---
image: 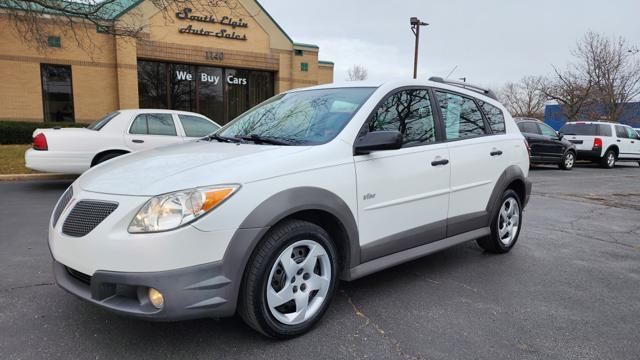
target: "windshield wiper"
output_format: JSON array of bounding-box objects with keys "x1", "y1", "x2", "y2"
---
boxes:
[
  {"x1": 207, "y1": 134, "x2": 238, "y2": 143},
  {"x1": 240, "y1": 134, "x2": 292, "y2": 146}
]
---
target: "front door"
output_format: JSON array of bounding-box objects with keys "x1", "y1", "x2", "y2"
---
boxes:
[
  {"x1": 125, "y1": 113, "x2": 184, "y2": 151},
  {"x1": 355, "y1": 88, "x2": 450, "y2": 262},
  {"x1": 536, "y1": 122, "x2": 565, "y2": 161}
]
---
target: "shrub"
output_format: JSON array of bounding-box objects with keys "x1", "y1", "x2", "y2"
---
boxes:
[{"x1": 0, "y1": 121, "x2": 86, "y2": 145}]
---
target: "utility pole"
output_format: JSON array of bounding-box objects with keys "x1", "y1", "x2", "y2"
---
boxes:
[{"x1": 410, "y1": 17, "x2": 429, "y2": 79}]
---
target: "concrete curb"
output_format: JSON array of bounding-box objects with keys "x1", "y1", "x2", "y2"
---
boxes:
[{"x1": 0, "y1": 173, "x2": 77, "y2": 182}]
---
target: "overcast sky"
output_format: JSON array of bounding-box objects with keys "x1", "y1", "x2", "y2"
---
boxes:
[{"x1": 259, "y1": 0, "x2": 640, "y2": 89}]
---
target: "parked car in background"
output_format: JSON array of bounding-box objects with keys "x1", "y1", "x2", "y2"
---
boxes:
[
  {"x1": 559, "y1": 121, "x2": 640, "y2": 168},
  {"x1": 25, "y1": 110, "x2": 221, "y2": 174},
  {"x1": 49, "y1": 79, "x2": 531, "y2": 338},
  {"x1": 515, "y1": 118, "x2": 577, "y2": 170},
  {"x1": 635, "y1": 128, "x2": 640, "y2": 137}
]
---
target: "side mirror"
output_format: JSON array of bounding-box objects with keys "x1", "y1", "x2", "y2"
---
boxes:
[
  {"x1": 557, "y1": 132, "x2": 564, "y2": 140},
  {"x1": 354, "y1": 131, "x2": 402, "y2": 155}
]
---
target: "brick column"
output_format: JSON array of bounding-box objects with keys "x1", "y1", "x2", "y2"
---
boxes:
[{"x1": 115, "y1": 37, "x2": 139, "y2": 109}]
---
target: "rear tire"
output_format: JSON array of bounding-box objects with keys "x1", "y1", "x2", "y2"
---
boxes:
[
  {"x1": 559, "y1": 151, "x2": 575, "y2": 170},
  {"x1": 477, "y1": 189, "x2": 523, "y2": 254},
  {"x1": 600, "y1": 150, "x2": 616, "y2": 169},
  {"x1": 238, "y1": 219, "x2": 338, "y2": 339}
]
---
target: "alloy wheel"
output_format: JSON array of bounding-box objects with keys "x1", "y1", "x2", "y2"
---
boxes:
[
  {"x1": 497, "y1": 197, "x2": 520, "y2": 246},
  {"x1": 565, "y1": 153, "x2": 575, "y2": 169},
  {"x1": 266, "y1": 240, "x2": 332, "y2": 326},
  {"x1": 607, "y1": 152, "x2": 615, "y2": 167}
]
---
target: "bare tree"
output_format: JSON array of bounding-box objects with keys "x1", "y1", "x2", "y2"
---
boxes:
[
  {"x1": 346, "y1": 64, "x2": 368, "y2": 81},
  {"x1": 540, "y1": 67, "x2": 595, "y2": 121},
  {"x1": 1, "y1": 0, "x2": 258, "y2": 53},
  {"x1": 573, "y1": 31, "x2": 640, "y2": 121},
  {"x1": 498, "y1": 76, "x2": 547, "y2": 119}
]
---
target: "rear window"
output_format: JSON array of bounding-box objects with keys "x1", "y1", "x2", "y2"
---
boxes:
[
  {"x1": 560, "y1": 123, "x2": 611, "y2": 136},
  {"x1": 478, "y1": 101, "x2": 505, "y2": 134},
  {"x1": 87, "y1": 112, "x2": 119, "y2": 131}
]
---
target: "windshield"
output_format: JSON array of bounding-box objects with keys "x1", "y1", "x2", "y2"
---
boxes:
[
  {"x1": 87, "y1": 112, "x2": 119, "y2": 130},
  {"x1": 218, "y1": 88, "x2": 376, "y2": 145}
]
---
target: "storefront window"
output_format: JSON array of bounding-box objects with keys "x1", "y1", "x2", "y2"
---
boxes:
[
  {"x1": 138, "y1": 61, "x2": 168, "y2": 109},
  {"x1": 248, "y1": 71, "x2": 274, "y2": 108},
  {"x1": 198, "y1": 66, "x2": 224, "y2": 124},
  {"x1": 169, "y1": 64, "x2": 196, "y2": 112},
  {"x1": 226, "y1": 68, "x2": 250, "y2": 121},
  {"x1": 41, "y1": 64, "x2": 74, "y2": 122},
  {"x1": 137, "y1": 60, "x2": 274, "y2": 125}
]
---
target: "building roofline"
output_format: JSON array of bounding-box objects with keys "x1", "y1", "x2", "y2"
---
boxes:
[
  {"x1": 293, "y1": 42, "x2": 320, "y2": 49},
  {"x1": 319, "y1": 60, "x2": 334, "y2": 66},
  {"x1": 254, "y1": 0, "x2": 294, "y2": 44},
  {"x1": 112, "y1": 0, "x2": 144, "y2": 19}
]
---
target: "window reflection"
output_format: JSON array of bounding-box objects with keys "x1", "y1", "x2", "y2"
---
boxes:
[
  {"x1": 41, "y1": 64, "x2": 75, "y2": 122},
  {"x1": 137, "y1": 60, "x2": 274, "y2": 125},
  {"x1": 436, "y1": 91, "x2": 486, "y2": 139},
  {"x1": 369, "y1": 89, "x2": 436, "y2": 146}
]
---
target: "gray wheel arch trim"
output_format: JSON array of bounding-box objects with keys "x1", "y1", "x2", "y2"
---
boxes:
[
  {"x1": 226, "y1": 186, "x2": 360, "y2": 285},
  {"x1": 486, "y1": 165, "x2": 531, "y2": 216}
]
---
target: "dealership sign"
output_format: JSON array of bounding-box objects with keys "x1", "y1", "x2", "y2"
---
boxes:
[
  {"x1": 176, "y1": 70, "x2": 247, "y2": 86},
  {"x1": 176, "y1": 8, "x2": 248, "y2": 41}
]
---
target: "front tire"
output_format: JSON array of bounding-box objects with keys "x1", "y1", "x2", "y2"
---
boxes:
[
  {"x1": 559, "y1": 151, "x2": 576, "y2": 170},
  {"x1": 238, "y1": 219, "x2": 338, "y2": 339},
  {"x1": 600, "y1": 150, "x2": 616, "y2": 169},
  {"x1": 477, "y1": 189, "x2": 523, "y2": 254}
]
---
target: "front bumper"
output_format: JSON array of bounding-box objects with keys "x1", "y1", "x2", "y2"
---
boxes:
[{"x1": 54, "y1": 260, "x2": 236, "y2": 320}]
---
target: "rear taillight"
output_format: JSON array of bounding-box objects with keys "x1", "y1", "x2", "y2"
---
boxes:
[
  {"x1": 524, "y1": 139, "x2": 531, "y2": 156},
  {"x1": 33, "y1": 133, "x2": 48, "y2": 151},
  {"x1": 593, "y1": 137, "x2": 603, "y2": 149}
]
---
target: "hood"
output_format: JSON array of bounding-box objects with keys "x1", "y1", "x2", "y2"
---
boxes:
[{"x1": 78, "y1": 140, "x2": 311, "y2": 196}]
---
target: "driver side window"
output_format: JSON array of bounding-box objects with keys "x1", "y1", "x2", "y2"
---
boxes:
[
  {"x1": 625, "y1": 127, "x2": 639, "y2": 140},
  {"x1": 368, "y1": 89, "x2": 436, "y2": 146},
  {"x1": 538, "y1": 123, "x2": 558, "y2": 138}
]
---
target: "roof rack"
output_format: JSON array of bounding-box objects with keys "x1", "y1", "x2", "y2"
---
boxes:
[{"x1": 429, "y1": 76, "x2": 498, "y2": 101}]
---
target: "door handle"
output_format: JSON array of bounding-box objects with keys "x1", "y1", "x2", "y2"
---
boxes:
[
  {"x1": 617, "y1": 139, "x2": 621, "y2": 142},
  {"x1": 431, "y1": 159, "x2": 449, "y2": 166},
  {"x1": 490, "y1": 150, "x2": 503, "y2": 156},
  {"x1": 132, "y1": 139, "x2": 144, "y2": 144}
]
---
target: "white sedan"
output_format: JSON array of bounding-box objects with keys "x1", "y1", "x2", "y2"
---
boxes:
[{"x1": 25, "y1": 109, "x2": 221, "y2": 174}]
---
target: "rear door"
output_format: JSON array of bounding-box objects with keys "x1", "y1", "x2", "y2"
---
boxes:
[
  {"x1": 434, "y1": 90, "x2": 502, "y2": 236},
  {"x1": 354, "y1": 88, "x2": 450, "y2": 262},
  {"x1": 517, "y1": 121, "x2": 545, "y2": 161},
  {"x1": 124, "y1": 113, "x2": 183, "y2": 151}
]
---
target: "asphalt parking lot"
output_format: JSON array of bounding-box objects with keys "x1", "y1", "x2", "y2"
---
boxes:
[{"x1": 1, "y1": 163, "x2": 639, "y2": 360}]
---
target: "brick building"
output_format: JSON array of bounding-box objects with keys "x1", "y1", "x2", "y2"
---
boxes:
[{"x1": 0, "y1": 0, "x2": 334, "y2": 124}]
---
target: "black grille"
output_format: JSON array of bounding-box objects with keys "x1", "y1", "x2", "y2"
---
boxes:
[
  {"x1": 62, "y1": 200, "x2": 118, "y2": 237},
  {"x1": 66, "y1": 266, "x2": 91, "y2": 285},
  {"x1": 53, "y1": 187, "x2": 73, "y2": 227}
]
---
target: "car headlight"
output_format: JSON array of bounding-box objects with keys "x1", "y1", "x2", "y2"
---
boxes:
[{"x1": 128, "y1": 185, "x2": 239, "y2": 233}]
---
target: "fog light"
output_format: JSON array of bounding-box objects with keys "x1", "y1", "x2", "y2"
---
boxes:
[{"x1": 148, "y1": 288, "x2": 164, "y2": 309}]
